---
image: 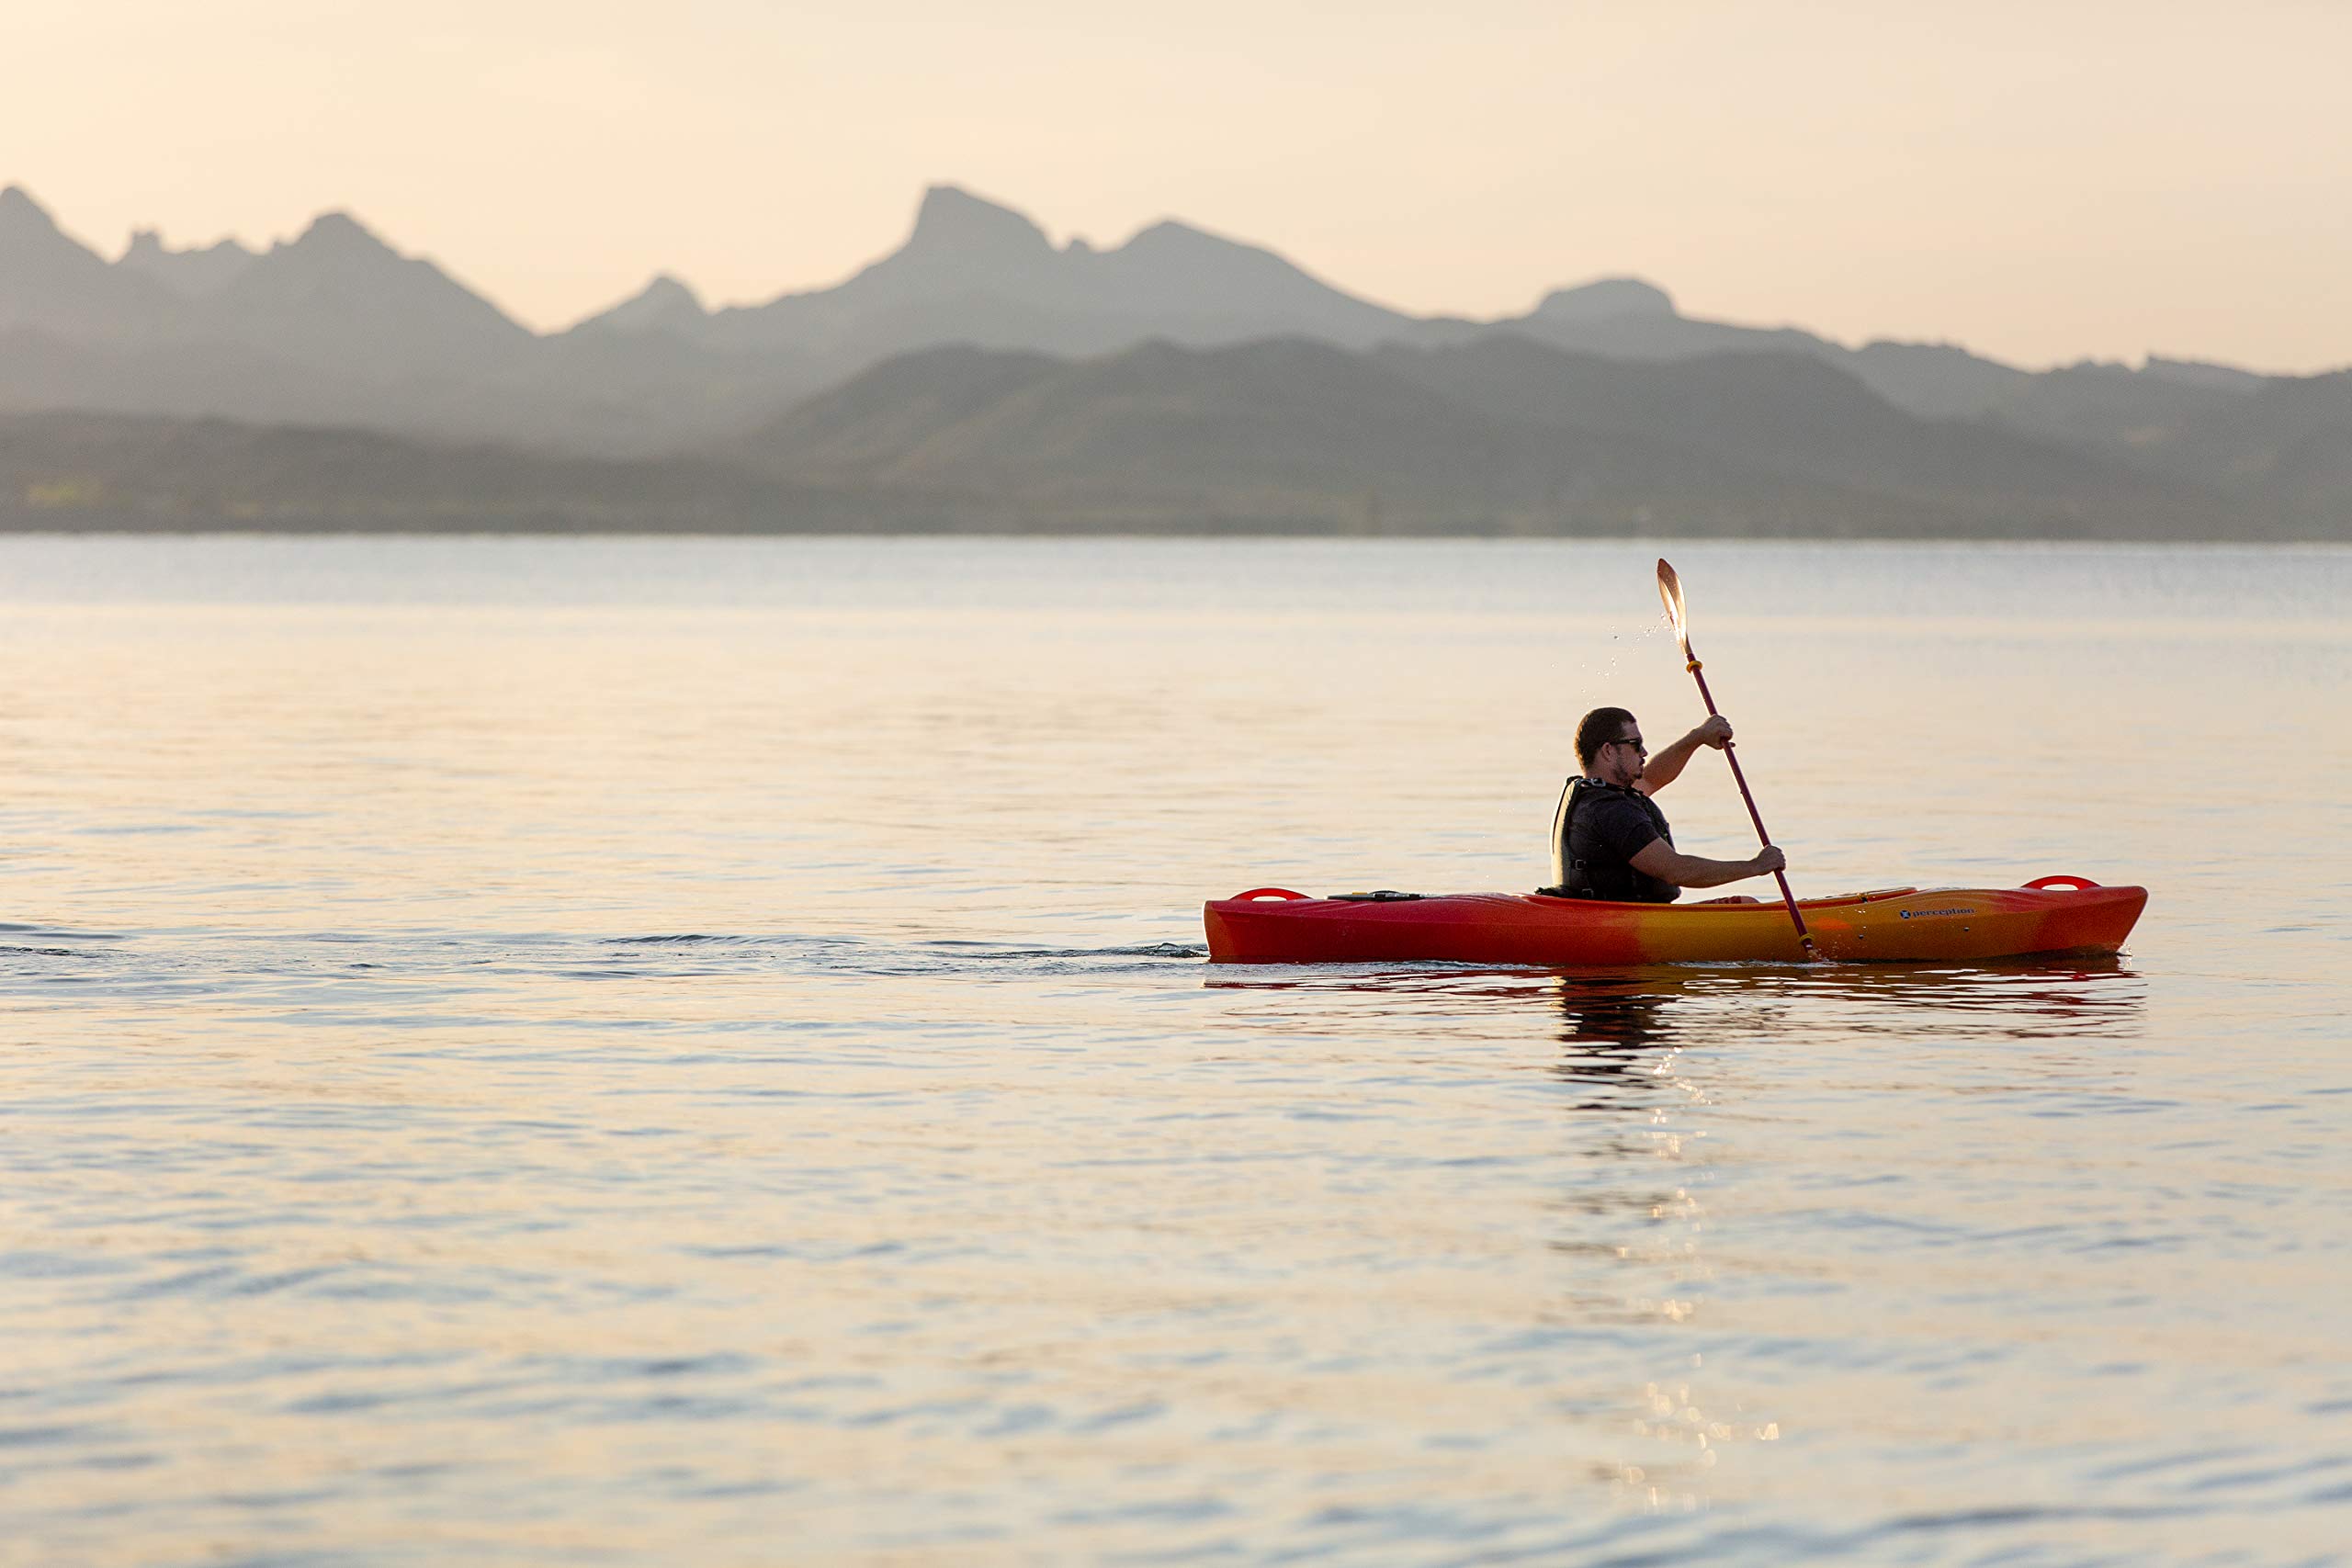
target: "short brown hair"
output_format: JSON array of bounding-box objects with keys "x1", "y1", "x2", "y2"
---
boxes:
[{"x1": 1575, "y1": 706, "x2": 1637, "y2": 772}]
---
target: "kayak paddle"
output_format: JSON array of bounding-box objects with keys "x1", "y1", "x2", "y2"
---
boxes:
[{"x1": 1656, "y1": 558, "x2": 1814, "y2": 957}]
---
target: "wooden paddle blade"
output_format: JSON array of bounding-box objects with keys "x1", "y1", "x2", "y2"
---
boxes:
[{"x1": 1656, "y1": 558, "x2": 1690, "y2": 656}]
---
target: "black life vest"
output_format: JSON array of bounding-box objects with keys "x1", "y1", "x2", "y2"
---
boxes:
[{"x1": 1543, "y1": 776, "x2": 1680, "y2": 904}]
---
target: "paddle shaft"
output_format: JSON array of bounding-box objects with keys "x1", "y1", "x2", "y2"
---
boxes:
[{"x1": 1683, "y1": 657, "x2": 1813, "y2": 952}]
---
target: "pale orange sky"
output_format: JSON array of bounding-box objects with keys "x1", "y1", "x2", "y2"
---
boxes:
[{"x1": 9, "y1": 0, "x2": 2348, "y2": 370}]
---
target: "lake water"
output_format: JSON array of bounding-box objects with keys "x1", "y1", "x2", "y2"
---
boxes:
[{"x1": 2, "y1": 536, "x2": 2347, "y2": 1566}]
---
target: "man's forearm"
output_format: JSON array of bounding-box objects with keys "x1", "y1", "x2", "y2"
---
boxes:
[
  {"x1": 1637, "y1": 846, "x2": 1770, "y2": 888},
  {"x1": 1640, "y1": 728, "x2": 1707, "y2": 791},
  {"x1": 1671, "y1": 852, "x2": 1768, "y2": 889}
]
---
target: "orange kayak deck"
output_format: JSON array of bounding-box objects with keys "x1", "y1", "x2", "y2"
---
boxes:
[{"x1": 1203, "y1": 878, "x2": 2147, "y2": 965}]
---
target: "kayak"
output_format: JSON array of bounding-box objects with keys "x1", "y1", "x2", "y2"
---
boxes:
[{"x1": 1203, "y1": 876, "x2": 2146, "y2": 965}]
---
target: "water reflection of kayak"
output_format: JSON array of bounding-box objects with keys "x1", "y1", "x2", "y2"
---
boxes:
[{"x1": 1203, "y1": 876, "x2": 2147, "y2": 964}]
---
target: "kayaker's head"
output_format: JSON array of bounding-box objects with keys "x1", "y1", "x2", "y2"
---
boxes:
[{"x1": 1576, "y1": 706, "x2": 1646, "y2": 787}]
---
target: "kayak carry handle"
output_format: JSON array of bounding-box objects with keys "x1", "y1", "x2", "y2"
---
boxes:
[
  {"x1": 1230, "y1": 887, "x2": 1312, "y2": 901},
  {"x1": 2023, "y1": 874, "x2": 2102, "y2": 892}
]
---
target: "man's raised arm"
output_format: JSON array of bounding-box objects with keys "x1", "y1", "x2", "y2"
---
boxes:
[{"x1": 1635, "y1": 716, "x2": 1734, "y2": 795}]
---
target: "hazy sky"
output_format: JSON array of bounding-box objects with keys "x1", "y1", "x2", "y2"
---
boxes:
[{"x1": 11, "y1": 0, "x2": 2348, "y2": 370}]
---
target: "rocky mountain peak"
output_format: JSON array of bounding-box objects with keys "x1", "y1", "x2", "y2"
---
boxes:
[
  {"x1": 0, "y1": 185, "x2": 88, "y2": 257},
  {"x1": 283, "y1": 209, "x2": 398, "y2": 261},
  {"x1": 904, "y1": 185, "x2": 1054, "y2": 261},
  {"x1": 0, "y1": 185, "x2": 182, "y2": 332},
  {"x1": 207, "y1": 206, "x2": 529, "y2": 366},
  {"x1": 1534, "y1": 277, "x2": 1677, "y2": 321},
  {"x1": 119, "y1": 228, "x2": 257, "y2": 296},
  {"x1": 637, "y1": 273, "x2": 702, "y2": 308},
  {"x1": 0, "y1": 184, "x2": 55, "y2": 227},
  {"x1": 573, "y1": 272, "x2": 708, "y2": 335}
]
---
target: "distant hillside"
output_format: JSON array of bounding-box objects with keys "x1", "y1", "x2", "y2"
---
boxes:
[
  {"x1": 1373, "y1": 336, "x2": 2210, "y2": 532},
  {"x1": 724, "y1": 337, "x2": 1890, "y2": 535},
  {"x1": 7, "y1": 333, "x2": 2337, "y2": 537},
  {"x1": 735, "y1": 344, "x2": 1067, "y2": 482},
  {"x1": 2144, "y1": 371, "x2": 2352, "y2": 527},
  {"x1": 0, "y1": 411, "x2": 876, "y2": 532},
  {"x1": 718, "y1": 338, "x2": 2267, "y2": 538}
]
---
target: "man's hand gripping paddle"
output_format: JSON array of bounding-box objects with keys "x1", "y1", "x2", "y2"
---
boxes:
[{"x1": 1656, "y1": 558, "x2": 1815, "y2": 958}]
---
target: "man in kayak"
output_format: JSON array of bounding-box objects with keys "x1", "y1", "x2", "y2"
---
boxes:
[{"x1": 1542, "y1": 706, "x2": 1786, "y2": 902}]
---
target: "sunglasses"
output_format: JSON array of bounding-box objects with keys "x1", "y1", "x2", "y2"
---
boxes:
[{"x1": 1609, "y1": 737, "x2": 1648, "y2": 755}]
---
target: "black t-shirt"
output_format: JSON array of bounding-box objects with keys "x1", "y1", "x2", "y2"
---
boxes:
[{"x1": 1560, "y1": 780, "x2": 1680, "y2": 903}]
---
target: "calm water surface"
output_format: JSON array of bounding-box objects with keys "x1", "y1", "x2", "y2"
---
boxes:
[{"x1": 2, "y1": 536, "x2": 2348, "y2": 1565}]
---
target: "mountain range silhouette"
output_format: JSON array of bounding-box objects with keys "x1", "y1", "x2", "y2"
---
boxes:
[{"x1": 1, "y1": 181, "x2": 2344, "y2": 536}]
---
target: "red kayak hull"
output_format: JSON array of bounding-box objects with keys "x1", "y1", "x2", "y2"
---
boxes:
[{"x1": 1203, "y1": 879, "x2": 2147, "y2": 965}]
